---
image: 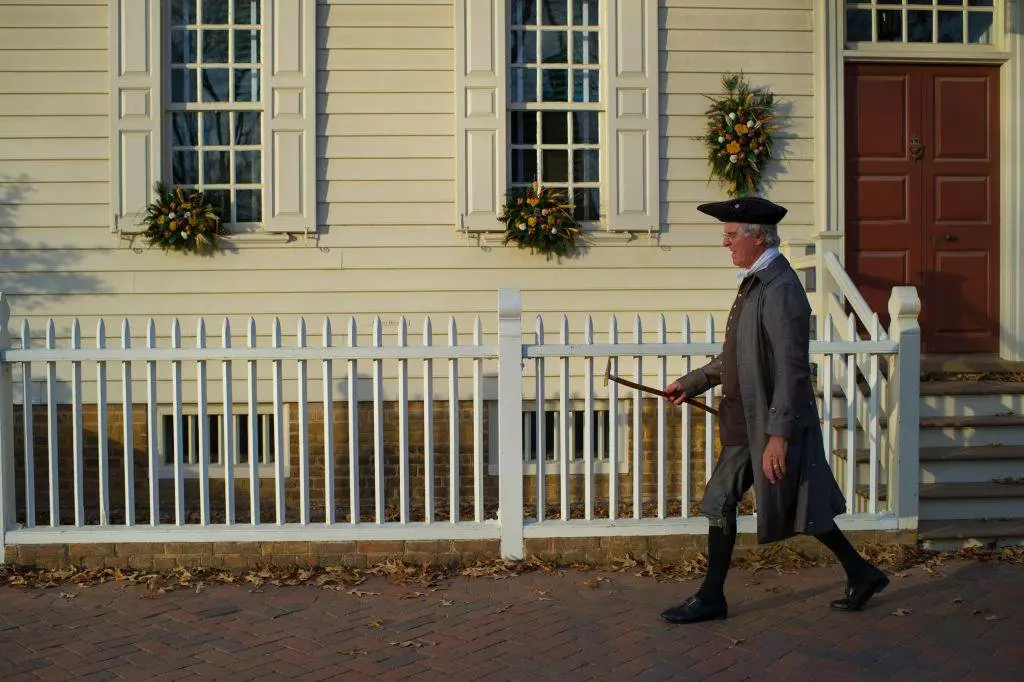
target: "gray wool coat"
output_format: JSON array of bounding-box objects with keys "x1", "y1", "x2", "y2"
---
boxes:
[{"x1": 679, "y1": 254, "x2": 847, "y2": 544}]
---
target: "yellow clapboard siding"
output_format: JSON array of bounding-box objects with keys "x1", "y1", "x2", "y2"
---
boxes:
[
  {"x1": 663, "y1": 51, "x2": 812, "y2": 75},
  {"x1": 320, "y1": 92, "x2": 452, "y2": 115},
  {"x1": 0, "y1": 204, "x2": 107, "y2": 228},
  {"x1": 664, "y1": 135, "x2": 814, "y2": 160},
  {"x1": 323, "y1": 180, "x2": 454, "y2": 204},
  {"x1": 0, "y1": 72, "x2": 106, "y2": 94},
  {"x1": 321, "y1": 27, "x2": 453, "y2": 50},
  {"x1": 666, "y1": 201, "x2": 813, "y2": 225},
  {"x1": 0, "y1": 115, "x2": 108, "y2": 138},
  {"x1": 322, "y1": 4, "x2": 452, "y2": 28},
  {"x1": 0, "y1": 182, "x2": 107, "y2": 205},
  {"x1": 0, "y1": 28, "x2": 105, "y2": 50},
  {"x1": 320, "y1": 70, "x2": 452, "y2": 94},
  {"x1": 664, "y1": 0, "x2": 811, "y2": 8},
  {"x1": 323, "y1": 202, "x2": 451, "y2": 226},
  {"x1": 662, "y1": 72, "x2": 813, "y2": 96},
  {"x1": 662, "y1": 181, "x2": 813, "y2": 204},
  {"x1": 0, "y1": 159, "x2": 108, "y2": 183},
  {"x1": 2, "y1": 248, "x2": 345, "y2": 274},
  {"x1": 0, "y1": 138, "x2": 107, "y2": 161},
  {"x1": 321, "y1": 136, "x2": 452, "y2": 159},
  {"x1": 663, "y1": 93, "x2": 813, "y2": 117},
  {"x1": 343, "y1": 245, "x2": 729, "y2": 270},
  {"x1": 0, "y1": 94, "x2": 107, "y2": 116},
  {"x1": 318, "y1": 113, "x2": 454, "y2": 137},
  {"x1": 662, "y1": 29, "x2": 813, "y2": 53},
  {"x1": 0, "y1": 50, "x2": 106, "y2": 72},
  {"x1": 319, "y1": 49, "x2": 452, "y2": 71},
  {"x1": 664, "y1": 9, "x2": 812, "y2": 32},
  {"x1": 2, "y1": 271, "x2": 131, "y2": 295},
  {"x1": 0, "y1": 5, "x2": 104, "y2": 27},
  {"x1": 663, "y1": 158, "x2": 814, "y2": 182},
  {"x1": 323, "y1": 158, "x2": 453, "y2": 181},
  {"x1": 663, "y1": 115, "x2": 814, "y2": 141}
]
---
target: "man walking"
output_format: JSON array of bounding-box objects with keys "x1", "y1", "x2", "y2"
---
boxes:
[{"x1": 660, "y1": 197, "x2": 889, "y2": 624}]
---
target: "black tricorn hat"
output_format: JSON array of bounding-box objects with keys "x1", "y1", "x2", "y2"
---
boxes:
[{"x1": 696, "y1": 196, "x2": 788, "y2": 225}]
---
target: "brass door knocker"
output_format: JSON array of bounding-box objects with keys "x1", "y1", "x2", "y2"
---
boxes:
[{"x1": 909, "y1": 135, "x2": 924, "y2": 161}]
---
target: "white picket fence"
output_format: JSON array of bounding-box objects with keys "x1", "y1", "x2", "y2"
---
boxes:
[{"x1": 0, "y1": 287, "x2": 921, "y2": 562}]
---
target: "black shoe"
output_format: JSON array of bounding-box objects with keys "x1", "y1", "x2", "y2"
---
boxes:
[
  {"x1": 830, "y1": 567, "x2": 890, "y2": 612},
  {"x1": 661, "y1": 594, "x2": 728, "y2": 624}
]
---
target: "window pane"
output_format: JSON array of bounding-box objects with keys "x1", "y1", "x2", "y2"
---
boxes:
[
  {"x1": 510, "y1": 67, "x2": 537, "y2": 103},
  {"x1": 539, "y1": 0, "x2": 568, "y2": 25},
  {"x1": 201, "y1": 68, "x2": 229, "y2": 102},
  {"x1": 542, "y1": 150, "x2": 568, "y2": 182},
  {"x1": 203, "y1": 111, "x2": 230, "y2": 146},
  {"x1": 234, "y1": 28, "x2": 261, "y2": 63},
  {"x1": 510, "y1": 111, "x2": 537, "y2": 145},
  {"x1": 205, "y1": 189, "x2": 231, "y2": 219},
  {"x1": 846, "y1": 9, "x2": 872, "y2": 41},
  {"x1": 573, "y1": 0, "x2": 598, "y2": 26},
  {"x1": 573, "y1": 32, "x2": 598, "y2": 65},
  {"x1": 236, "y1": 150, "x2": 261, "y2": 183},
  {"x1": 541, "y1": 69, "x2": 569, "y2": 101},
  {"x1": 236, "y1": 189, "x2": 262, "y2": 222},
  {"x1": 235, "y1": 0, "x2": 261, "y2": 24},
  {"x1": 203, "y1": 30, "x2": 229, "y2": 62},
  {"x1": 171, "y1": 29, "x2": 198, "y2": 64},
  {"x1": 967, "y1": 0, "x2": 994, "y2": 5},
  {"x1": 937, "y1": 0, "x2": 963, "y2": 5},
  {"x1": 511, "y1": 0, "x2": 537, "y2": 25},
  {"x1": 171, "y1": 0, "x2": 197, "y2": 24},
  {"x1": 574, "y1": 188, "x2": 599, "y2": 221},
  {"x1": 511, "y1": 149, "x2": 537, "y2": 183},
  {"x1": 171, "y1": 112, "x2": 198, "y2": 147},
  {"x1": 908, "y1": 11, "x2": 934, "y2": 42},
  {"x1": 573, "y1": 149, "x2": 599, "y2": 182},
  {"x1": 235, "y1": 68, "x2": 261, "y2": 102},
  {"x1": 541, "y1": 30, "x2": 568, "y2": 63},
  {"x1": 173, "y1": 151, "x2": 199, "y2": 185},
  {"x1": 908, "y1": 0, "x2": 933, "y2": 4},
  {"x1": 170, "y1": 68, "x2": 198, "y2": 103},
  {"x1": 235, "y1": 112, "x2": 261, "y2": 145},
  {"x1": 877, "y1": 10, "x2": 903, "y2": 41},
  {"x1": 203, "y1": 0, "x2": 229, "y2": 24},
  {"x1": 938, "y1": 11, "x2": 964, "y2": 42},
  {"x1": 968, "y1": 12, "x2": 993, "y2": 44},
  {"x1": 541, "y1": 111, "x2": 568, "y2": 144},
  {"x1": 204, "y1": 151, "x2": 231, "y2": 184},
  {"x1": 573, "y1": 112, "x2": 598, "y2": 144},
  {"x1": 572, "y1": 69, "x2": 598, "y2": 103},
  {"x1": 510, "y1": 30, "x2": 537, "y2": 65}
]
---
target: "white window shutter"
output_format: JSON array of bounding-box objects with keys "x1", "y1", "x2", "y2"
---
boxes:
[
  {"x1": 263, "y1": 0, "x2": 316, "y2": 233},
  {"x1": 604, "y1": 0, "x2": 660, "y2": 231},
  {"x1": 109, "y1": 0, "x2": 162, "y2": 234},
  {"x1": 455, "y1": 0, "x2": 507, "y2": 232}
]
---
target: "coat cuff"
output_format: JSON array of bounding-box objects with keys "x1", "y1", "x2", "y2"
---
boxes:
[{"x1": 765, "y1": 408, "x2": 794, "y2": 439}]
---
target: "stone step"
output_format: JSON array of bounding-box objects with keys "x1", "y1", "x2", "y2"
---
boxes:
[
  {"x1": 855, "y1": 481, "x2": 1024, "y2": 520},
  {"x1": 920, "y1": 381, "x2": 1024, "y2": 396},
  {"x1": 834, "y1": 445, "x2": 1024, "y2": 485},
  {"x1": 831, "y1": 414, "x2": 1024, "y2": 447},
  {"x1": 835, "y1": 444, "x2": 1024, "y2": 464},
  {"x1": 917, "y1": 518, "x2": 1024, "y2": 550}
]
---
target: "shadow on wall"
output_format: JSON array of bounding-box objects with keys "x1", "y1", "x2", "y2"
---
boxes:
[{"x1": 0, "y1": 174, "x2": 103, "y2": 316}]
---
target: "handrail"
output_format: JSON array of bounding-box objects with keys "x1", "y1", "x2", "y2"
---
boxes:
[{"x1": 823, "y1": 252, "x2": 889, "y2": 341}]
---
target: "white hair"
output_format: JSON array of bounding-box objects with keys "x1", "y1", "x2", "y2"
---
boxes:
[{"x1": 739, "y1": 222, "x2": 781, "y2": 248}]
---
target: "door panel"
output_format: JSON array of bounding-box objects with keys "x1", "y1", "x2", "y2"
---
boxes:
[{"x1": 844, "y1": 63, "x2": 1000, "y2": 354}]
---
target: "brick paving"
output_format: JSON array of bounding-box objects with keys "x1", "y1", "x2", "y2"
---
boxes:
[{"x1": 1, "y1": 560, "x2": 1022, "y2": 680}]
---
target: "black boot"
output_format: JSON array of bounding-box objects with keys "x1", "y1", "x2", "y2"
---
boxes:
[
  {"x1": 661, "y1": 523, "x2": 734, "y2": 624},
  {"x1": 816, "y1": 526, "x2": 889, "y2": 612}
]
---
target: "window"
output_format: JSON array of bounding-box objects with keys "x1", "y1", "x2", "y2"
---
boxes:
[
  {"x1": 167, "y1": 0, "x2": 264, "y2": 224},
  {"x1": 845, "y1": 0, "x2": 996, "y2": 45},
  {"x1": 509, "y1": 0, "x2": 601, "y2": 221},
  {"x1": 158, "y1": 409, "x2": 286, "y2": 477}
]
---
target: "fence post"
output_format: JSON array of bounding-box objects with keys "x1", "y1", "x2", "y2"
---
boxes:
[
  {"x1": 497, "y1": 289, "x2": 524, "y2": 559},
  {"x1": 0, "y1": 294, "x2": 16, "y2": 563},
  {"x1": 887, "y1": 286, "x2": 920, "y2": 530}
]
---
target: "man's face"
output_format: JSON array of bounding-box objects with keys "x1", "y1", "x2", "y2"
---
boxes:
[{"x1": 722, "y1": 222, "x2": 766, "y2": 268}]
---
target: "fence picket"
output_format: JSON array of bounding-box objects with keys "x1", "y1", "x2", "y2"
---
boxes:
[
  {"x1": 221, "y1": 319, "x2": 234, "y2": 526},
  {"x1": 398, "y1": 317, "x2": 410, "y2": 525},
  {"x1": 146, "y1": 319, "x2": 158, "y2": 526},
  {"x1": 473, "y1": 317, "x2": 484, "y2": 523},
  {"x1": 846, "y1": 313, "x2": 858, "y2": 514},
  {"x1": 607, "y1": 315, "x2": 618, "y2": 520},
  {"x1": 93, "y1": 320, "x2": 109, "y2": 527},
  {"x1": 20, "y1": 321, "x2": 34, "y2": 528},
  {"x1": 372, "y1": 318, "x2": 384, "y2": 524},
  {"x1": 171, "y1": 319, "x2": 184, "y2": 526},
  {"x1": 559, "y1": 315, "x2": 570, "y2": 521},
  {"x1": 632, "y1": 316, "x2": 642, "y2": 519},
  {"x1": 869, "y1": 313, "x2": 881, "y2": 514},
  {"x1": 196, "y1": 319, "x2": 210, "y2": 526},
  {"x1": 448, "y1": 317, "x2": 459, "y2": 524},
  {"x1": 423, "y1": 316, "x2": 434, "y2": 524},
  {"x1": 657, "y1": 315, "x2": 667, "y2": 520},
  {"x1": 535, "y1": 316, "x2": 546, "y2": 523},
  {"x1": 246, "y1": 318, "x2": 260, "y2": 526},
  {"x1": 272, "y1": 318, "x2": 285, "y2": 525},
  {"x1": 704, "y1": 316, "x2": 716, "y2": 484},
  {"x1": 120, "y1": 320, "x2": 134, "y2": 527},
  {"x1": 680, "y1": 315, "x2": 691, "y2": 518},
  {"x1": 70, "y1": 320, "x2": 84, "y2": 527},
  {"x1": 348, "y1": 317, "x2": 359, "y2": 524},
  {"x1": 297, "y1": 318, "x2": 310, "y2": 525},
  {"x1": 821, "y1": 315, "x2": 835, "y2": 470},
  {"x1": 583, "y1": 315, "x2": 594, "y2": 521},
  {"x1": 323, "y1": 318, "x2": 334, "y2": 525}
]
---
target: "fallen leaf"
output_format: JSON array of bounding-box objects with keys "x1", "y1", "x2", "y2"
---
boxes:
[
  {"x1": 730, "y1": 638, "x2": 746, "y2": 646},
  {"x1": 389, "y1": 639, "x2": 435, "y2": 648},
  {"x1": 440, "y1": 599, "x2": 455, "y2": 607},
  {"x1": 536, "y1": 590, "x2": 552, "y2": 601},
  {"x1": 891, "y1": 608, "x2": 913, "y2": 616},
  {"x1": 952, "y1": 597, "x2": 964, "y2": 604},
  {"x1": 58, "y1": 592, "x2": 77, "y2": 600},
  {"x1": 368, "y1": 620, "x2": 384, "y2": 629},
  {"x1": 494, "y1": 603, "x2": 513, "y2": 614},
  {"x1": 341, "y1": 649, "x2": 367, "y2": 657},
  {"x1": 348, "y1": 589, "x2": 380, "y2": 598},
  {"x1": 583, "y1": 577, "x2": 609, "y2": 589},
  {"x1": 984, "y1": 615, "x2": 1000, "y2": 621},
  {"x1": 399, "y1": 591, "x2": 429, "y2": 600}
]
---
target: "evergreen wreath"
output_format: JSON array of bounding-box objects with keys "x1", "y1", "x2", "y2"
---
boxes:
[
  {"x1": 498, "y1": 181, "x2": 582, "y2": 260},
  {"x1": 139, "y1": 182, "x2": 229, "y2": 254},
  {"x1": 699, "y1": 73, "x2": 780, "y2": 198}
]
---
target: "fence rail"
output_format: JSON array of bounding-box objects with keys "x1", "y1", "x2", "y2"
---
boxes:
[{"x1": 0, "y1": 286, "x2": 921, "y2": 562}]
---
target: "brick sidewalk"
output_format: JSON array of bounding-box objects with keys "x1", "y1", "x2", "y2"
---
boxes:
[{"x1": 1, "y1": 560, "x2": 1022, "y2": 681}]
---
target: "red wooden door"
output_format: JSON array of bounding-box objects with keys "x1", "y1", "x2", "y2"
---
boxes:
[{"x1": 845, "y1": 63, "x2": 1000, "y2": 354}]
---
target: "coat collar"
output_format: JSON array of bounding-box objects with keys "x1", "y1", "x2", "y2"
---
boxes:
[{"x1": 745, "y1": 253, "x2": 791, "y2": 285}]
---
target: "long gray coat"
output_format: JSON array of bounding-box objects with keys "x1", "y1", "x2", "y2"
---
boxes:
[{"x1": 680, "y1": 254, "x2": 847, "y2": 544}]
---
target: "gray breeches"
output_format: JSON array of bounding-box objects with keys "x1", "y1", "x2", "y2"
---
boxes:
[{"x1": 701, "y1": 444, "x2": 755, "y2": 532}]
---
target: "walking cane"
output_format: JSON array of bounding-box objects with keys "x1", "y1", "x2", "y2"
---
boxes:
[{"x1": 602, "y1": 358, "x2": 719, "y2": 416}]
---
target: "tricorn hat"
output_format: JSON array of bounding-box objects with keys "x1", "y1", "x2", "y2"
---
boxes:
[{"x1": 696, "y1": 196, "x2": 788, "y2": 225}]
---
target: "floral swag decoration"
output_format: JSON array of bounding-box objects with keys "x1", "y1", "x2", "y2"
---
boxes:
[
  {"x1": 140, "y1": 182, "x2": 229, "y2": 254},
  {"x1": 498, "y1": 182, "x2": 582, "y2": 259},
  {"x1": 699, "y1": 73, "x2": 780, "y2": 198}
]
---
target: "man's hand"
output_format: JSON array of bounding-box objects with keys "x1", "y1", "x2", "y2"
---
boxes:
[
  {"x1": 663, "y1": 379, "x2": 688, "y2": 406},
  {"x1": 762, "y1": 435, "x2": 789, "y2": 484}
]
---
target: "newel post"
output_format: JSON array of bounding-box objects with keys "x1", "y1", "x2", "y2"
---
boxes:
[
  {"x1": 0, "y1": 293, "x2": 16, "y2": 563},
  {"x1": 887, "y1": 287, "x2": 921, "y2": 530},
  {"x1": 497, "y1": 289, "x2": 524, "y2": 559}
]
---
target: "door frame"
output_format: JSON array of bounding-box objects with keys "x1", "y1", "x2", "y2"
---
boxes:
[{"x1": 814, "y1": 2, "x2": 1024, "y2": 360}]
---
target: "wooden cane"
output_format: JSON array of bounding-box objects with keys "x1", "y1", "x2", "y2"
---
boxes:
[{"x1": 602, "y1": 358, "x2": 719, "y2": 416}]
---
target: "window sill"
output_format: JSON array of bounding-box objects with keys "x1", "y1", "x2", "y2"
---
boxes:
[
  {"x1": 844, "y1": 44, "x2": 1011, "y2": 64},
  {"x1": 460, "y1": 225, "x2": 660, "y2": 247}
]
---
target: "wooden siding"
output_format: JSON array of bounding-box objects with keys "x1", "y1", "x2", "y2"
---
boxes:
[{"x1": 0, "y1": 0, "x2": 816, "y2": 351}]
